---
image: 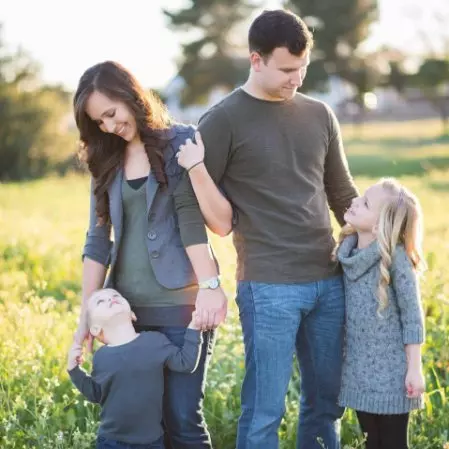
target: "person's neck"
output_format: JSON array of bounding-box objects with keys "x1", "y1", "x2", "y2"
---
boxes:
[
  {"x1": 356, "y1": 231, "x2": 377, "y2": 249},
  {"x1": 242, "y1": 76, "x2": 285, "y2": 102},
  {"x1": 126, "y1": 136, "x2": 145, "y2": 155},
  {"x1": 103, "y1": 321, "x2": 139, "y2": 347}
]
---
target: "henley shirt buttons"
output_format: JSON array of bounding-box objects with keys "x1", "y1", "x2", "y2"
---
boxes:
[
  {"x1": 151, "y1": 250, "x2": 160, "y2": 259},
  {"x1": 147, "y1": 231, "x2": 157, "y2": 240}
]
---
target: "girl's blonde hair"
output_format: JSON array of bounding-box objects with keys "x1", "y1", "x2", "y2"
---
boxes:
[{"x1": 336, "y1": 178, "x2": 426, "y2": 315}]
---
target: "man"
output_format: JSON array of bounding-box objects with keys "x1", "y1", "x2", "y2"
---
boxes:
[{"x1": 175, "y1": 9, "x2": 358, "y2": 449}]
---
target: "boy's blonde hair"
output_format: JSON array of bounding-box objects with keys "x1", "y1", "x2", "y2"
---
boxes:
[{"x1": 336, "y1": 178, "x2": 426, "y2": 315}]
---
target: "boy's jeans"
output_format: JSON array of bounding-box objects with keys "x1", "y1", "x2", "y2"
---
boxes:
[{"x1": 235, "y1": 276, "x2": 346, "y2": 449}]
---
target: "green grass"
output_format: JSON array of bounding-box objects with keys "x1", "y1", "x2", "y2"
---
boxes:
[
  {"x1": 343, "y1": 119, "x2": 449, "y2": 178},
  {"x1": 1, "y1": 119, "x2": 449, "y2": 448}
]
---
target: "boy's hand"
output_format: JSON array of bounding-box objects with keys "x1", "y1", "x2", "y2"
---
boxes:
[
  {"x1": 68, "y1": 343, "x2": 83, "y2": 371},
  {"x1": 405, "y1": 368, "x2": 425, "y2": 398}
]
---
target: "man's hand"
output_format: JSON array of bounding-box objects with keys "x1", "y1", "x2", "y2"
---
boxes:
[
  {"x1": 405, "y1": 368, "x2": 425, "y2": 398},
  {"x1": 194, "y1": 287, "x2": 228, "y2": 330},
  {"x1": 67, "y1": 342, "x2": 83, "y2": 371},
  {"x1": 176, "y1": 131, "x2": 205, "y2": 171}
]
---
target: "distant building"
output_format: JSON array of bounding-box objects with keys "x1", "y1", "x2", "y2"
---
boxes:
[
  {"x1": 161, "y1": 73, "x2": 449, "y2": 123},
  {"x1": 163, "y1": 76, "x2": 231, "y2": 124}
]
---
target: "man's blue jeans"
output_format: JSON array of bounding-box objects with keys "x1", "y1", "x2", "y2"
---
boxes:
[{"x1": 235, "y1": 276, "x2": 345, "y2": 449}]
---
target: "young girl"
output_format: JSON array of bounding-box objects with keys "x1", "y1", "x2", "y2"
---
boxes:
[{"x1": 336, "y1": 178, "x2": 426, "y2": 449}]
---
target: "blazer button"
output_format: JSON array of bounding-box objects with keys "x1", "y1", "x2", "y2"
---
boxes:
[
  {"x1": 147, "y1": 231, "x2": 157, "y2": 240},
  {"x1": 151, "y1": 250, "x2": 160, "y2": 259}
]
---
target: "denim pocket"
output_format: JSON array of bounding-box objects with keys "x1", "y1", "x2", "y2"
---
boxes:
[{"x1": 235, "y1": 281, "x2": 251, "y2": 308}]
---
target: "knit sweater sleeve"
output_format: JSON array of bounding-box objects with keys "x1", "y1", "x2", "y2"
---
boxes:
[{"x1": 391, "y1": 246, "x2": 425, "y2": 345}]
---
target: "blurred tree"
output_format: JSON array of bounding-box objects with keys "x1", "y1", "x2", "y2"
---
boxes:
[
  {"x1": 164, "y1": 0, "x2": 259, "y2": 106},
  {"x1": 300, "y1": 58, "x2": 330, "y2": 93},
  {"x1": 387, "y1": 61, "x2": 410, "y2": 95},
  {"x1": 0, "y1": 25, "x2": 74, "y2": 180},
  {"x1": 151, "y1": 88, "x2": 168, "y2": 105},
  {"x1": 412, "y1": 58, "x2": 449, "y2": 131},
  {"x1": 287, "y1": 0, "x2": 379, "y2": 102}
]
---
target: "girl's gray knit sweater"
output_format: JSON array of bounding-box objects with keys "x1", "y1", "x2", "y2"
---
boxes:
[{"x1": 337, "y1": 234, "x2": 425, "y2": 414}]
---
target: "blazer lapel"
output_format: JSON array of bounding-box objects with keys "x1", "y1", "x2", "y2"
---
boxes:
[
  {"x1": 146, "y1": 171, "x2": 160, "y2": 216},
  {"x1": 108, "y1": 168, "x2": 124, "y2": 245}
]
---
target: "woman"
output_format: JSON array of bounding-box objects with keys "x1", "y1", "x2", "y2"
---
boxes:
[{"x1": 72, "y1": 60, "x2": 227, "y2": 449}]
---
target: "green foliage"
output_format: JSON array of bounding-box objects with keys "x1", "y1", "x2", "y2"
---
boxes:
[
  {"x1": 164, "y1": 1, "x2": 257, "y2": 105},
  {"x1": 413, "y1": 59, "x2": 449, "y2": 130},
  {"x1": 166, "y1": 0, "x2": 381, "y2": 104},
  {"x1": 387, "y1": 60, "x2": 409, "y2": 95},
  {"x1": 287, "y1": 0, "x2": 379, "y2": 100},
  {"x1": 288, "y1": 0, "x2": 377, "y2": 58},
  {"x1": 414, "y1": 59, "x2": 449, "y2": 91},
  {"x1": 0, "y1": 25, "x2": 76, "y2": 180}
]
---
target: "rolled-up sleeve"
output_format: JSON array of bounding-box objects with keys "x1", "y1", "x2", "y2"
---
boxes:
[{"x1": 82, "y1": 178, "x2": 113, "y2": 266}]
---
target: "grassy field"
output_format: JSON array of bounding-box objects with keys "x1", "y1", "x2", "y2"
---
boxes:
[{"x1": 1, "y1": 119, "x2": 448, "y2": 448}]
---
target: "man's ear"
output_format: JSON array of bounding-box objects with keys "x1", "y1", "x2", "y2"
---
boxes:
[
  {"x1": 90, "y1": 324, "x2": 102, "y2": 337},
  {"x1": 250, "y1": 51, "x2": 264, "y2": 71},
  {"x1": 131, "y1": 311, "x2": 137, "y2": 322}
]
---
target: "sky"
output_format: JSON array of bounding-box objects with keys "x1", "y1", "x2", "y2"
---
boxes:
[{"x1": 1, "y1": 0, "x2": 447, "y2": 91}]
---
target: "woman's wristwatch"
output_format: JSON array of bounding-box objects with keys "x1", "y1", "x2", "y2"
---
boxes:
[{"x1": 198, "y1": 276, "x2": 221, "y2": 290}]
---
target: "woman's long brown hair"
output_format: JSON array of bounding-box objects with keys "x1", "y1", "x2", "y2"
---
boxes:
[{"x1": 74, "y1": 61, "x2": 172, "y2": 225}]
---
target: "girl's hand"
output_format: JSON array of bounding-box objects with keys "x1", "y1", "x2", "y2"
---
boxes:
[
  {"x1": 67, "y1": 343, "x2": 83, "y2": 371},
  {"x1": 176, "y1": 131, "x2": 205, "y2": 172},
  {"x1": 405, "y1": 368, "x2": 425, "y2": 398}
]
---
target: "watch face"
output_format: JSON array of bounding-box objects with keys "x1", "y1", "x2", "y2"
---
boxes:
[
  {"x1": 209, "y1": 278, "x2": 220, "y2": 289},
  {"x1": 199, "y1": 277, "x2": 220, "y2": 289}
]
